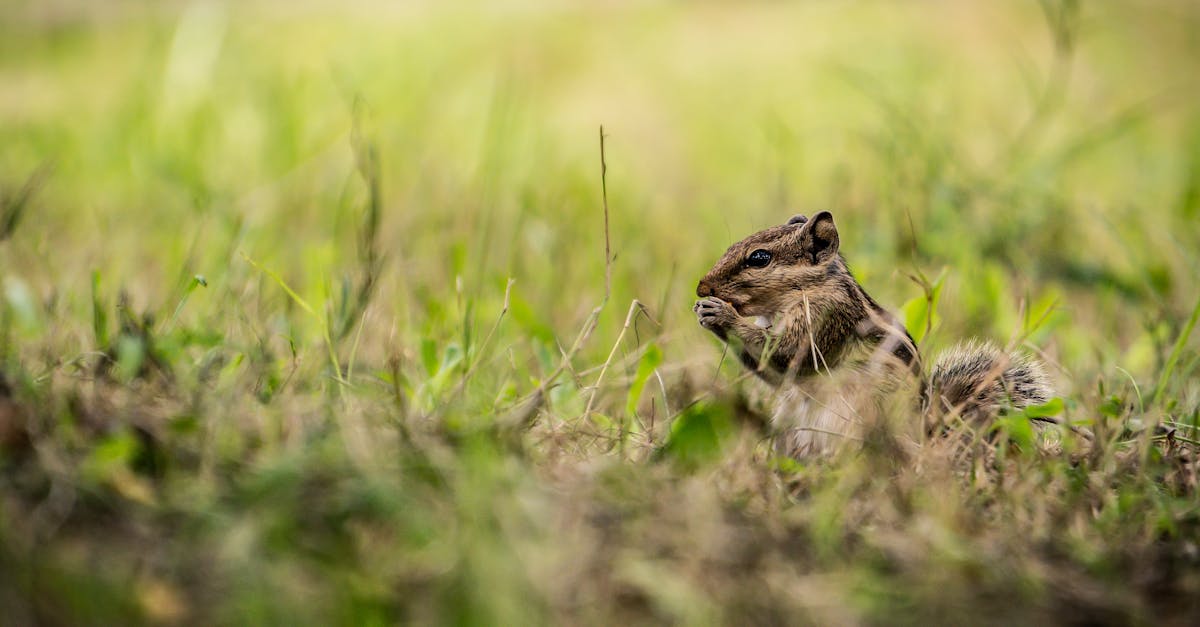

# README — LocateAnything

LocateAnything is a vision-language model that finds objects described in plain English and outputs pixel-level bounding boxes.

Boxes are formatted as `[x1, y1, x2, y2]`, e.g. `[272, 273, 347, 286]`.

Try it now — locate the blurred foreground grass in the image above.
[2, 0, 1199, 624]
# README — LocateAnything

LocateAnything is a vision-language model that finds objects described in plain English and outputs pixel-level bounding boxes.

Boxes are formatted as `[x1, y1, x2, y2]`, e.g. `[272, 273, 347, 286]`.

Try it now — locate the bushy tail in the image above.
[926, 341, 1053, 423]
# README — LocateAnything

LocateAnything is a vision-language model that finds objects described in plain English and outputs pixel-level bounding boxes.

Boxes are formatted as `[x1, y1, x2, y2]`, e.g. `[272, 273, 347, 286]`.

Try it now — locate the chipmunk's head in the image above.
[696, 211, 841, 316]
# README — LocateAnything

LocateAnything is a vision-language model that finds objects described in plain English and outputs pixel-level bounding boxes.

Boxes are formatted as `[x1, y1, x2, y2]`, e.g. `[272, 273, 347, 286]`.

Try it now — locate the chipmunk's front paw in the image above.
[694, 297, 738, 337]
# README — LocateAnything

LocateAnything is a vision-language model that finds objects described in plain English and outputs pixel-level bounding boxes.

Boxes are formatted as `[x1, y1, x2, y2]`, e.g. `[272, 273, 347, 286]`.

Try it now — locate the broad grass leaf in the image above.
[655, 401, 733, 470]
[420, 338, 439, 376]
[1099, 395, 1125, 417]
[901, 271, 945, 344]
[992, 415, 1035, 449]
[625, 343, 663, 417]
[1021, 397, 1064, 419]
[900, 295, 927, 342]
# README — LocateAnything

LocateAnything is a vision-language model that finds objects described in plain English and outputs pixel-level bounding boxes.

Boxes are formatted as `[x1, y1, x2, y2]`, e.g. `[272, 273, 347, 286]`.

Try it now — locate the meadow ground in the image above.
[1, 1, 1199, 624]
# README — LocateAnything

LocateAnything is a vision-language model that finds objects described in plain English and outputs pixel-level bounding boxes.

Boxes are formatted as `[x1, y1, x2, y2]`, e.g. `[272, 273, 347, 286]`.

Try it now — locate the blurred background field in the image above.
[1, 0, 1199, 624]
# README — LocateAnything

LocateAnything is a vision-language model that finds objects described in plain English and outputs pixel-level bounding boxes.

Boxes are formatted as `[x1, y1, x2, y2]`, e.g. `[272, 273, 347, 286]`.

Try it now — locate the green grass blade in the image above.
[1152, 293, 1200, 408]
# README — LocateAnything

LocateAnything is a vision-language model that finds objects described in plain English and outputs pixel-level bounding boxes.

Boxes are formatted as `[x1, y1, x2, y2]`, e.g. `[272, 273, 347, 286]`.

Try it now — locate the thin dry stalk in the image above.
[582, 299, 646, 420]
[599, 125, 612, 303]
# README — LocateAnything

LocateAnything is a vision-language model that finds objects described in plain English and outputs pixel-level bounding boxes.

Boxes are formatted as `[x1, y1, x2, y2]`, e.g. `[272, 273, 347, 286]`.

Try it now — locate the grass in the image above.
[1, 0, 1199, 624]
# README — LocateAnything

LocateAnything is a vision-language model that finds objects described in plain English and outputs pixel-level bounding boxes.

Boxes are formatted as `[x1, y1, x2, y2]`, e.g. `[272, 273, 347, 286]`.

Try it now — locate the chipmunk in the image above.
[694, 211, 1052, 457]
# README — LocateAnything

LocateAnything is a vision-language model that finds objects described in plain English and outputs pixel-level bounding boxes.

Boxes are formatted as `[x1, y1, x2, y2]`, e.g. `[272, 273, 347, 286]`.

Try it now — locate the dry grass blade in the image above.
[599, 125, 612, 303]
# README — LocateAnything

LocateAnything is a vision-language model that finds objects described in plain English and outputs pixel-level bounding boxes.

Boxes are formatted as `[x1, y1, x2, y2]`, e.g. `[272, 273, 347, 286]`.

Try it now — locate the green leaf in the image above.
[992, 414, 1034, 449]
[1098, 395, 1124, 417]
[420, 338, 439, 376]
[1021, 397, 1064, 419]
[625, 343, 663, 417]
[655, 401, 734, 470]
[901, 270, 945, 344]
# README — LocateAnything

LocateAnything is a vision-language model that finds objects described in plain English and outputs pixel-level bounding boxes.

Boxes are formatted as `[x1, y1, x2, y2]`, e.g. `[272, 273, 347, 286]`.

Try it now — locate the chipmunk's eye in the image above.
[746, 249, 772, 268]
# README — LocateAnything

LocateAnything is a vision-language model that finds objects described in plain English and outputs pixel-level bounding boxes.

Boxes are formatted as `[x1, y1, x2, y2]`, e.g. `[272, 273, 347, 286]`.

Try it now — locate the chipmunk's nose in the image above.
[696, 280, 713, 298]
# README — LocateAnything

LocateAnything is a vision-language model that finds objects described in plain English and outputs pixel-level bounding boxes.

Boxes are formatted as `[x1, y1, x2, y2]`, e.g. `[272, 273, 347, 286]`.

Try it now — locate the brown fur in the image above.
[695, 212, 917, 386]
[694, 212, 1053, 457]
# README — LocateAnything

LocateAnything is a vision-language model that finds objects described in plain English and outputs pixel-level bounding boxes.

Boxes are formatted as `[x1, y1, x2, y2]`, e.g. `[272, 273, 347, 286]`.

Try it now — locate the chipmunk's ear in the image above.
[798, 211, 838, 264]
